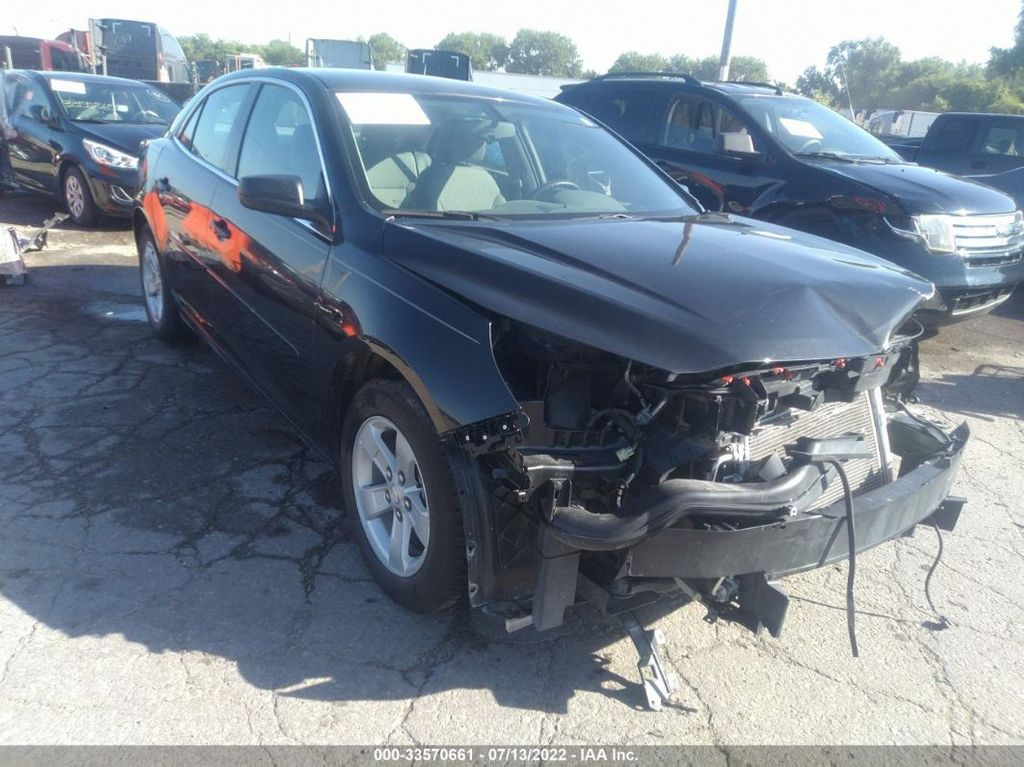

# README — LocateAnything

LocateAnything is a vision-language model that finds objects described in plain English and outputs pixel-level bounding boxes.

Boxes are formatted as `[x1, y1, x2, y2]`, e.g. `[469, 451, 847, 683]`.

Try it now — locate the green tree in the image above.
[435, 32, 508, 71]
[727, 55, 770, 82]
[506, 29, 582, 77]
[609, 51, 668, 73]
[826, 38, 903, 113]
[259, 39, 304, 67]
[989, 1, 1024, 75]
[367, 32, 406, 70]
[796, 65, 839, 106]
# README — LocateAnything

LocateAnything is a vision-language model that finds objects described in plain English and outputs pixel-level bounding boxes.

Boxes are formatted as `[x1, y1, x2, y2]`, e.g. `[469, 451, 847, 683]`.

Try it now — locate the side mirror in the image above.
[238, 175, 332, 231]
[29, 104, 59, 129]
[715, 132, 762, 161]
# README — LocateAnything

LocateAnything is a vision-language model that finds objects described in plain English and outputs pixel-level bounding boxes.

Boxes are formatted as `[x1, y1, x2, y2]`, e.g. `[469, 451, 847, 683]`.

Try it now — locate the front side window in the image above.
[237, 85, 326, 207]
[190, 84, 250, 175]
[46, 76, 179, 124]
[981, 124, 1024, 156]
[7, 74, 51, 119]
[739, 95, 900, 162]
[663, 96, 762, 156]
[337, 91, 692, 218]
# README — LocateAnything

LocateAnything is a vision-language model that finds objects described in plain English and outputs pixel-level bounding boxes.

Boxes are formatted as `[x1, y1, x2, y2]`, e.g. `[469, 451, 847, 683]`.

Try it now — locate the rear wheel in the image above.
[62, 166, 99, 226]
[137, 226, 190, 342]
[341, 379, 465, 613]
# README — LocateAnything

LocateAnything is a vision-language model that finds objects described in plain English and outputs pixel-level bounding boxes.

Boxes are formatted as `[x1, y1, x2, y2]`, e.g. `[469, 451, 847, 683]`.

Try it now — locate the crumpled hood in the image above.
[75, 122, 168, 156]
[816, 160, 1017, 215]
[383, 214, 934, 374]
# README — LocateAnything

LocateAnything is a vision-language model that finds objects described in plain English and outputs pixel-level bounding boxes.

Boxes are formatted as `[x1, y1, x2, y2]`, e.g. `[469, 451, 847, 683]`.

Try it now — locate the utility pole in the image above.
[718, 0, 738, 81]
[838, 53, 855, 119]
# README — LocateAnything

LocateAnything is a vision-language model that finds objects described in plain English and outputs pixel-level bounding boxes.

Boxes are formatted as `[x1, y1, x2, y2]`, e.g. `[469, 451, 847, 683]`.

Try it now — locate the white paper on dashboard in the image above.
[336, 92, 430, 125]
[49, 79, 87, 95]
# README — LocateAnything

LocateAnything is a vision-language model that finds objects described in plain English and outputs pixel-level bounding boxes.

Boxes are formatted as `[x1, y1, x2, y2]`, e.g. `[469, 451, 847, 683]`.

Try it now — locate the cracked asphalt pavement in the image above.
[1, 191, 1023, 746]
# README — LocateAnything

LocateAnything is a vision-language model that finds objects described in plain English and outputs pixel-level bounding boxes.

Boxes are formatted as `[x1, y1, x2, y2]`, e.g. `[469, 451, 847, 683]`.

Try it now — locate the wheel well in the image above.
[57, 159, 77, 187]
[133, 209, 150, 247]
[325, 349, 404, 460]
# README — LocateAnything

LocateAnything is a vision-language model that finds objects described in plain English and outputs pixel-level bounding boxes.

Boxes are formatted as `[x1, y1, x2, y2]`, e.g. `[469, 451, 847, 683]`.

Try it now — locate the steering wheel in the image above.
[795, 138, 824, 154]
[534, 179, 580, 200]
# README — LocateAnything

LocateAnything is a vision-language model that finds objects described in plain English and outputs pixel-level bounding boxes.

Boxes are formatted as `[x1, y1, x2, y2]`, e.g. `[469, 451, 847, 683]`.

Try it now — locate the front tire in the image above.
[341, 379, 465, 613]
[62, 166, 99, 226]
[137, 226, 190, 342]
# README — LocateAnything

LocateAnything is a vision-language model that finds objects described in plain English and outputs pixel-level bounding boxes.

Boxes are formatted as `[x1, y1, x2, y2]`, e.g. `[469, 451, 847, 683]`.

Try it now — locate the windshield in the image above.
[47, 77, 180, 124]
[336, 91, 694, 218]
[738, 95, 902, 162]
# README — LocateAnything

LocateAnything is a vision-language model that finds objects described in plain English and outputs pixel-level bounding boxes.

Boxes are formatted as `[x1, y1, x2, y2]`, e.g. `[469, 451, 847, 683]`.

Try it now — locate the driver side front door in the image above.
[644, 94, 779, 216]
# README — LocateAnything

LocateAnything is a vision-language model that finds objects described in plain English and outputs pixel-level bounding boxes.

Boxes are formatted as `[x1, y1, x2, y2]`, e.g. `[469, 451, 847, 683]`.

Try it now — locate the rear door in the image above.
[203, 82, 332, 430]
[157, 82, 254, 339]
[916, 115, 981, 174]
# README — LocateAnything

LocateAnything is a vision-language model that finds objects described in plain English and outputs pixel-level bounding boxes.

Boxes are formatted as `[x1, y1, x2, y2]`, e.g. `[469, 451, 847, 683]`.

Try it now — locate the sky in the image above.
[4, 0, 1021, 83]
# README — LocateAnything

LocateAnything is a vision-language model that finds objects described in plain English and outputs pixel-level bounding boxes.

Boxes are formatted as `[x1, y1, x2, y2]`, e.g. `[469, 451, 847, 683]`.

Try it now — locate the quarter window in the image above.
[237, 84, 326, 207]
[190, 84, 250, 175]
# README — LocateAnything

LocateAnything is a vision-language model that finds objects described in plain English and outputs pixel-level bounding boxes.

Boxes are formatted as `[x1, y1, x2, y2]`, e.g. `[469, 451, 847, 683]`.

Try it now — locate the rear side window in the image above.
[981, 123, 1024, 156]
[927, 117, 977, 153]
[237, 84, 326, 207]
[190, 84, 250, 175]
[579, 87, 662, 145]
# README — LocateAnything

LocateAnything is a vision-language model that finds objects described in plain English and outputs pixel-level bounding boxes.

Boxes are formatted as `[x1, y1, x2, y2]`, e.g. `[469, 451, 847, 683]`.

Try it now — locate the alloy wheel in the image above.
[351, 415, 430, 577]
[141, 240, 164, 325]
[64, 174, 85, 219]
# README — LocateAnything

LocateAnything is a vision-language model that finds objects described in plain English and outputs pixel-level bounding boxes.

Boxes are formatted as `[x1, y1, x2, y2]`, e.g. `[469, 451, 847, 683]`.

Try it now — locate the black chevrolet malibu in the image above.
[1, 70, 180, 225]
[134, 68, 968, 653]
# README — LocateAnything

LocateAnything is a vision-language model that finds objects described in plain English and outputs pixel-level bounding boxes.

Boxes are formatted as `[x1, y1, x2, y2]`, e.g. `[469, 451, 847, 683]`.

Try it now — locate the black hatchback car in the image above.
[134, 69, 967, 650]
[0, 70, 180, 224]
[556, 74, 1024, 324]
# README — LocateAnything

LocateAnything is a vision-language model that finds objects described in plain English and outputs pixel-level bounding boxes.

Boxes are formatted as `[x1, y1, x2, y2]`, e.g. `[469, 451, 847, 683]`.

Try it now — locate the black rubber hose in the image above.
[828, 459, 859, 658]
[545, 463, 829, 551]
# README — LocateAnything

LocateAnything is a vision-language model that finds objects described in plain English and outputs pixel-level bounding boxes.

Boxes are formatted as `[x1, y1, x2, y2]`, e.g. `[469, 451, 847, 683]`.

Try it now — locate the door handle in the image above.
[211, 218, 231, 241]
[970, 160, 986, 170]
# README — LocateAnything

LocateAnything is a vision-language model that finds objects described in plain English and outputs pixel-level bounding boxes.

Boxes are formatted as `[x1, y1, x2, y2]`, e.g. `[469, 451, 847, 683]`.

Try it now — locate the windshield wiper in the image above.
[383, 209, 499, 221]
[794, 151, 858, 162]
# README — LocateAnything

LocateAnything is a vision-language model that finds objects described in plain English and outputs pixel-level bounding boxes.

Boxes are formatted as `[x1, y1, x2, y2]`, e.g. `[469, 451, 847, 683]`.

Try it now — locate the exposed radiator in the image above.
[746, 391, 888, 510]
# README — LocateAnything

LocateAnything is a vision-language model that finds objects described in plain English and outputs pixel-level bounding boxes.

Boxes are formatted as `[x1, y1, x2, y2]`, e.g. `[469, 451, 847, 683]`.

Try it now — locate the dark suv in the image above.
[556, 74, 1024, 324]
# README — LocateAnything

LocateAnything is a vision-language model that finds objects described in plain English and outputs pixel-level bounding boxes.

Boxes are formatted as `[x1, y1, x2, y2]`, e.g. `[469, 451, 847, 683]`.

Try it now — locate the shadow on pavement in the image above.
[919, 364, 1024, 421]
[1, 189, 131, 232]
[0, 263, 693, 714]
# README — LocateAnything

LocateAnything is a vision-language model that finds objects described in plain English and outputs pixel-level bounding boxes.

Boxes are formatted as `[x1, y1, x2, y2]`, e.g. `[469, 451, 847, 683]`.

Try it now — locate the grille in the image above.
[746, 392, 887, 510]
[952, 212, 1024, 267]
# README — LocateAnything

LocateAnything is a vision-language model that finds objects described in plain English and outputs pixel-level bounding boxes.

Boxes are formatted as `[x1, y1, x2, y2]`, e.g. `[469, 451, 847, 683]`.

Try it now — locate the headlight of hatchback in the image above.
[82, 139, 139, 170]
[912, 214, 957, 254]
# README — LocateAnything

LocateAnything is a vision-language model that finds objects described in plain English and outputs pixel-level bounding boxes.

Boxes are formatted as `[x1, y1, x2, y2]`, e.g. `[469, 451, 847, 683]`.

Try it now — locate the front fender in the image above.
[318, 245, 520, 436]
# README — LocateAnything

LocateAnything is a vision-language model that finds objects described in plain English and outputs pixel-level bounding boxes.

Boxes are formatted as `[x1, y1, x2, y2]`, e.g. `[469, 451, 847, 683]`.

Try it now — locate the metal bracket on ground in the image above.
[621, 611, 679, 711]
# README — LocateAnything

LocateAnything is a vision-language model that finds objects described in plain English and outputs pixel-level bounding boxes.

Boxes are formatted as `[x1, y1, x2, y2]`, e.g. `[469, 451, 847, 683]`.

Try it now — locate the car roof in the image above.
[215, 67, 565, 110]
[565, 73, 794, 98]
[937, 111, 1024, 120]
[31, 70, 155, 87]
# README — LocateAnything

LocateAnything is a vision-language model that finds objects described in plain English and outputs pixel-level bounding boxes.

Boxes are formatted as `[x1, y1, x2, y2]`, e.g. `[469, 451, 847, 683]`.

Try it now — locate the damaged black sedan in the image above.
[135, 70, 968, 688]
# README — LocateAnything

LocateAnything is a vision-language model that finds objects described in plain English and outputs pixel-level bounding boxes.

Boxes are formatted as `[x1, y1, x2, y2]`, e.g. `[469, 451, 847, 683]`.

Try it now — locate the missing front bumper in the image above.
[625, 421, 968, 580]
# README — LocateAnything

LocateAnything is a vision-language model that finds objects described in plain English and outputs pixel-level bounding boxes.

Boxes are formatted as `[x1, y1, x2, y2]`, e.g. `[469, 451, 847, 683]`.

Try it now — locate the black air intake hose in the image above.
[545, 463, 831, 551]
